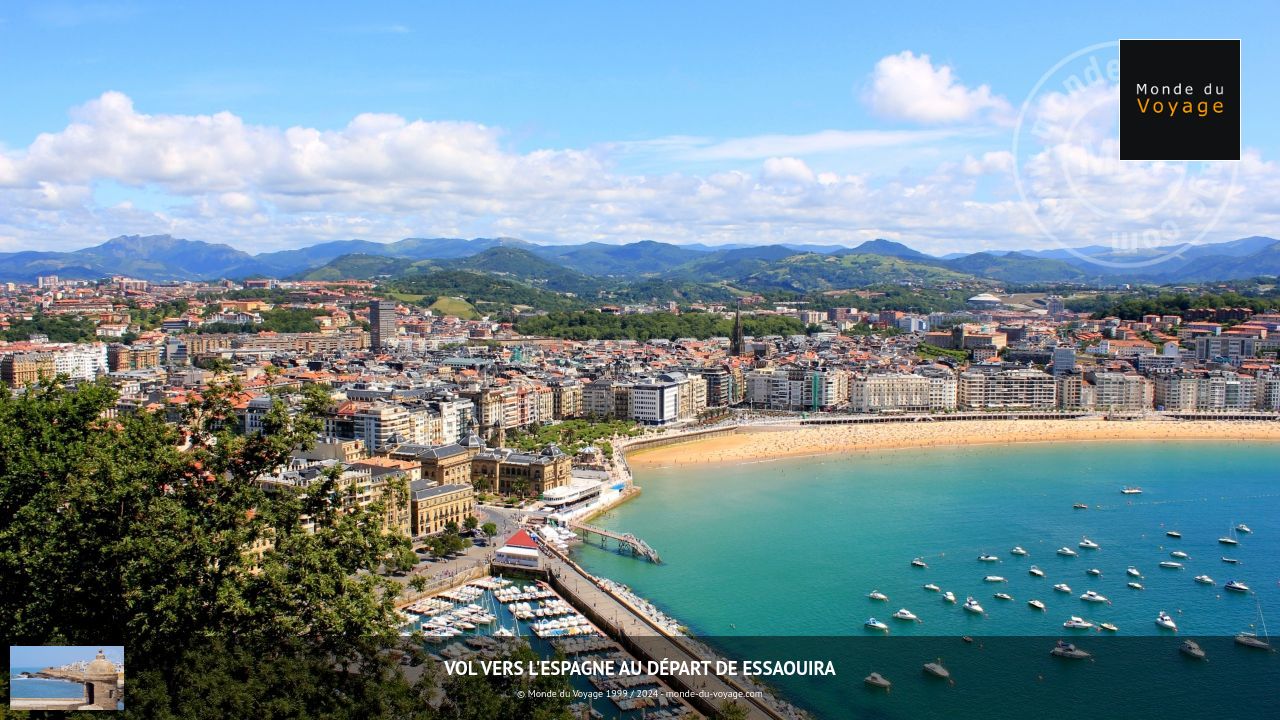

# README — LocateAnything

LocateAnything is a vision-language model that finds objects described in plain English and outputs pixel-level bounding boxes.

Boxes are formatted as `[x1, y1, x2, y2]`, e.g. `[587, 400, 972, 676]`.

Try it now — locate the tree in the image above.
[444, 519, 460, 535]
[409, 576, 428, 593]
[0, 379, 548, 718]
[481, 522, 498, 540]
[392, 546, 419, 573]
[463, 515, 478, 532]
[717, 700, 751, 720]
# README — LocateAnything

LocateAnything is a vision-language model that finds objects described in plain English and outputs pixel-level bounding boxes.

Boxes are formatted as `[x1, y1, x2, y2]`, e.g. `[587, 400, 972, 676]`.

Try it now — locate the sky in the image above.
[1, 1, 1278, 255]
[10, 645, 124, 668]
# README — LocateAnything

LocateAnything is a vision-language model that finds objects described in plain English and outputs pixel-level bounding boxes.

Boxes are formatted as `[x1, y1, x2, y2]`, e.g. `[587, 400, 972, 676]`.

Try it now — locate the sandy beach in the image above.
[626, 419, 1280, 468]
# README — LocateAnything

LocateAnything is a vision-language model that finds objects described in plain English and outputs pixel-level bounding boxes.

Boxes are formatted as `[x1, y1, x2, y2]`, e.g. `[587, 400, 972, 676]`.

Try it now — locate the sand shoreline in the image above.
[624, 419, 1280, 469]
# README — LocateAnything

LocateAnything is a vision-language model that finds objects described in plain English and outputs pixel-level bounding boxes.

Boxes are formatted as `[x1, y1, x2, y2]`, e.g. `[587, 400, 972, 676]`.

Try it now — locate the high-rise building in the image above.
[369, 300, 396, 350]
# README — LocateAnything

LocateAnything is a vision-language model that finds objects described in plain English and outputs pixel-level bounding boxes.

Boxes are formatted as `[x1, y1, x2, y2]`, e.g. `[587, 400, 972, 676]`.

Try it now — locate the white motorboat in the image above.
[1029, 565, 1046, 577]
[1170, 550, 1189, 559]
[963, 596, 984, 614]
[1079, 590, 1109, 603]
[892, 608, 920, 622]
[868, 590, 889, 601]
[1099, 622, 1118, 632]
[1194, 575, 1215, 585]
[1126, 566, 1142, 577]
[1078, 537, 1100, 550]
[1128, 582, 1144, 590]
[1028, 599, 1046, 611]
[1159, 561, 1183, 569]
[1235, 523, 1252, 534]
[994, 592, 1013, 600]
[1166, 530, 1181, 538]
[1155, 611, 1178, 631]
[864, 672, 892, 689]
[923, 661, 950, 679]
[978, 554, 1000, 562]
[923, 583, 940, 592]
[864, 617, 890, 632]
[1121, 486, 1143, 494]
[1224, 580, 1250, 593]
[1057, 547, 1078, 557]
[983, 575, 1007, 583]
[1053, 583, 1072, 593]
[1219, 536, 1239, 546]
[1221, 557, 1240, 564]
[911, 557, 928, 568]
[1011, 546, 1028, 556]
[1086, 568, 1102, 577]
[1063, 616, 1093, 629]
[943, 591, 957, 604]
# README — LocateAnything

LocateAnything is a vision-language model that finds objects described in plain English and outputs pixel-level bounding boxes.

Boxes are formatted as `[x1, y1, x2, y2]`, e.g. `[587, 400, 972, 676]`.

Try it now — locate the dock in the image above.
[568, 520, 661, 563]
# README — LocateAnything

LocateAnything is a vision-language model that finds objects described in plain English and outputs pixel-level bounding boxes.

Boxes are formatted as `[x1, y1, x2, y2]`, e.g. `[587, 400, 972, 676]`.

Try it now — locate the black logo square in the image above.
[1120, 39, 1240, 161]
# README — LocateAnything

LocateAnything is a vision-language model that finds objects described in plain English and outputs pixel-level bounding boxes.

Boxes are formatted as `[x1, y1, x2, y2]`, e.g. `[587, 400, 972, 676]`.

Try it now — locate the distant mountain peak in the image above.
[843, 239, 930, 259]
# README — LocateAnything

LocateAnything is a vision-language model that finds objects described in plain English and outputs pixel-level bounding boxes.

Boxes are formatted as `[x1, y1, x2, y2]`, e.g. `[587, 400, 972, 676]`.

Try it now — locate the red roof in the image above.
[504, 529, 539, 550]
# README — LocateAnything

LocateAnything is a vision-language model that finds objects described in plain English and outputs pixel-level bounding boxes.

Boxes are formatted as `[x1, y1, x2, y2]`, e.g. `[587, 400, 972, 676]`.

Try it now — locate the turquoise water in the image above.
[574, 441, 1280, 718]
[9, 668, 83, 698]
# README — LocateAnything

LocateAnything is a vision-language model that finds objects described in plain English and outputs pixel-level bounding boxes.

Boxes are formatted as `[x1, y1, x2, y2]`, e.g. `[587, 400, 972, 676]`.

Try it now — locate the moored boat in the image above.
[892, 608, 920, 622]
[1050, 640, 1091, 659]
[1028, 599, 1046, 611]
[943, 591, 957, 604]
[1057, 547, 1078, 557]
[1194, 575, 1214, 585]
[868, 590, 889, 601]
[962, 596, 984, 614]
[978, 554, 1000, 562]
[911, 557, 928, 568]
[1235, 523, 1252, 534]
[1170, 550, 1189, 559]
[1180, 640, 1206, 659]
[1099, 622, 1118, 632]
[994, 592, 1013, 601]
[1011, 546, 1028, 556]
[1086, 568, 1102, 577]
[983, 575, 1007, 583]
[1166, 530, 1181, 538]
[1224, 580, 1250, 593]
[1029, 565, 1046, 577]
[923, 661, 950, 679]
[1159, 561, 1183, 569]
[864, 672, 892, 689]
[1221, 557, 1240, 564]
[864, 617, 890, 632]
[1128, 582, 1144, 590]
[1053, 583, 1072, 593]
[923, 583, 940, 592]
[1155, 611, 1178, 631]
[1063, 616, 1093, 629]
[1121, 486, 1143, 494]
[1078, 537, 1099, 550]
[1079, 590, 1108, 603]
[1126, 566, 1142, 577]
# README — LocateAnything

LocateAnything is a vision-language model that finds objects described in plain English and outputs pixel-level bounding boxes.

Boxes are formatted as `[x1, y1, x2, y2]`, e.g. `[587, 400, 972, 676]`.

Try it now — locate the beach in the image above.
[625, 419, 1280, 468]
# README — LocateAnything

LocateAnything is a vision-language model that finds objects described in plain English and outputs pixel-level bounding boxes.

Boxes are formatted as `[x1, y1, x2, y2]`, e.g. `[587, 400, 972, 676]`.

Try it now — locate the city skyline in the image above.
[1, 2, 1278, 256]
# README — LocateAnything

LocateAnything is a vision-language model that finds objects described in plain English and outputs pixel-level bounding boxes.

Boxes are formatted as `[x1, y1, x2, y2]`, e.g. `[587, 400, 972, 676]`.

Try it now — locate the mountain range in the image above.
[3, 234, 1279, 290]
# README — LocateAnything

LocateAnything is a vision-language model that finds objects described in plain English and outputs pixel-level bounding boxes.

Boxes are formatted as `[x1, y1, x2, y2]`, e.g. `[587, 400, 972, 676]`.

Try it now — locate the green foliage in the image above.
[1077, 290, 1280, 319]
[386, 270, 588, 313]
[192, 307, 328, 334]
[0, 379, 570, 718]
[916, 343, 968, 362]
[127, 298, 191, 331]
[481, 522, 498, 538]
[515, 311, 805, 341]
[0, 312, 98, 342]
[506, 418, 640, 454]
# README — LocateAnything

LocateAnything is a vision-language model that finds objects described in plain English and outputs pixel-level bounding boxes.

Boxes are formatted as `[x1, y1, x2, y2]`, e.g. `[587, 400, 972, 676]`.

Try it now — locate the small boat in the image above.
[963, 596, 984, 614]
[1086, 568, 1102, 577]
[1160, 561, 1183, 569]
[1224, 580, 1250, 593]
[994, 592, 1013, 601]
[1235, 633, 1272, 650]
[1166, 530, 1181, 538]
[1078, 537, 1100, 550]
[868, 590, 889, 601]
[892, 608, 919, 622]
[1028, 599, 1046, 611]
[1221, 557, 1240, 564]
[1011, 546, 1028, 556]
[1194, 575, 1215, 585]
[1057, 547, 1078, 557]
[1073, 503, 1088, 509]
[1099, 622, 1119, 632]
[1126, 566, 1142, 577]
[962, 635, 973, 643]
[1219, 536, 1239, 546]
[1121, 486, 1143, 494]
[1050, 640, 1091, 659]
[1128, 582, 1144, 590]
[911, 557, 928, 568]
[1063, 616, 1093, 629]
[943, 591, 957, 604]
[1079, 590, 1109, 603]
[864, 617, 890, 632]
[1180, 640, 1207, 660]
[1171, 551, 1189, 559]
[983, 575, 1007, 583]
[978, 554, 1000, 562]
[1156, 611, 1178, 631]
[1029, 565, 1046, 577]
[923, 661, 950, 679]
[1235, 523, 1252, 534]
[864, 672, 892, 689]
[923, 583, 940, 592]
[1053, 583, 1072, 593]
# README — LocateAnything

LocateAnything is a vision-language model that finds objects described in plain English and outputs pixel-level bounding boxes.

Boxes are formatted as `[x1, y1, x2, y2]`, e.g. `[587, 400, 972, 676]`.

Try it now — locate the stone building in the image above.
[471, 444, 571, 496]
[408, 480, 475, 537]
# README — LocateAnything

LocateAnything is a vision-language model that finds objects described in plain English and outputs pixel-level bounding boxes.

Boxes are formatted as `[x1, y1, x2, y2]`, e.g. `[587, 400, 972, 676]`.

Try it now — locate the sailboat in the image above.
[1235, 599, 1273, 650]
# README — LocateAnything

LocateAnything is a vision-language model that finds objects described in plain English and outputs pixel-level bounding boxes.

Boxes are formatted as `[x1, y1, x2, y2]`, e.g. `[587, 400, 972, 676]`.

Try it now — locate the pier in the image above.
[568, 520, 662, 563]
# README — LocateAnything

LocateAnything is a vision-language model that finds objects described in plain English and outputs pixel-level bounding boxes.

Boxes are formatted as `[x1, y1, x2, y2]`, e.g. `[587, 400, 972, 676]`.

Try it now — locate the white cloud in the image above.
[0, 90, 1276, 256]
[864, 51, 1012, 125]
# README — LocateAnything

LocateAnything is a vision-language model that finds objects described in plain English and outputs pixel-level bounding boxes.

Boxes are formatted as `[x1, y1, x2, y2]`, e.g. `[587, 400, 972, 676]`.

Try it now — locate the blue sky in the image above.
[10, 645, 124, 668]
[0, 1, 1277, 254]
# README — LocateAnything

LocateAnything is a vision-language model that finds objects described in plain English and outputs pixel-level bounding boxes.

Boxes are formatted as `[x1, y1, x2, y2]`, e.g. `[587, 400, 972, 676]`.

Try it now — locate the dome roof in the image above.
[86, 650, 116, 676]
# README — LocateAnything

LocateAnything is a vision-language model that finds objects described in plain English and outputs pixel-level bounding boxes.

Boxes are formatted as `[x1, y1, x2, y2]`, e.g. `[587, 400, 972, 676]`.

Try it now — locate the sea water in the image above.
[574, 441, 1280, 719]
